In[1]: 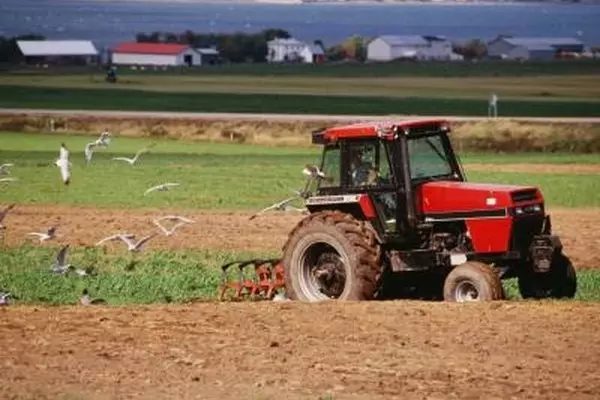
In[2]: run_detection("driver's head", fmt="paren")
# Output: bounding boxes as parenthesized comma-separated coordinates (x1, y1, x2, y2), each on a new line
(350, 148, 364, 164)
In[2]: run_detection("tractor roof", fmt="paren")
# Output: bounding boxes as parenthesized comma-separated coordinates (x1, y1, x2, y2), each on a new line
(313, 119, 449, 144)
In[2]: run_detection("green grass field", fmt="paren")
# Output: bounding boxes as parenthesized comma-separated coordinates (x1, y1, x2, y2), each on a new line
(1, 84, 599, 117)
(1, 245, 599, 305)
(0, 131, 599, 305)
(0, 132, 599, 209)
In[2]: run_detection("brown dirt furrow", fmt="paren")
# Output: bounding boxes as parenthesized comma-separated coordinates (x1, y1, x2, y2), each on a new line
(1, 301, 600, 400)
(1, 204, 598, 268)
(465, 163, 600, 174)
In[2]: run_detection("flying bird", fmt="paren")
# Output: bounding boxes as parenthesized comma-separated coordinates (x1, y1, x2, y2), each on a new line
(0, 163, 14, 175)
(152, 215, 195, 236)
(27, 226, 57, 242)
(95, 233, 157, 252)
(249, 196, 307, 221)
(303, 164, 326, 179)
(95, 130, 111, 147)
(84, 141, 97, 166)
(112, 144, 154, 166)
(144, 182, 180, 196)
(55, 143, 71, 185)
(51, 244, 72, 274)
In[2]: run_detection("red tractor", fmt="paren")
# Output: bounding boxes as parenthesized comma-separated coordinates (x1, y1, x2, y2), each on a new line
(222, 119, 577, 302)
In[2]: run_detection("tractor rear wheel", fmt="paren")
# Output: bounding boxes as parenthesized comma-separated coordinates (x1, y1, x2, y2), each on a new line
(518, 252, 577, 299)
(443, 261, 505, 302)
(282, 210, 382, 302)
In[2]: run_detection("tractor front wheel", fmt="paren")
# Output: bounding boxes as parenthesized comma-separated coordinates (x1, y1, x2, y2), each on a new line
(282, 211, 382, 302)
(518, 252, 577, 299)
(443, 261, 505, 302)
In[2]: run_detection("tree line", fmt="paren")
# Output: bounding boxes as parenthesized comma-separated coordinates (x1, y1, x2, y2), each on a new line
(0, 30, 512, 65)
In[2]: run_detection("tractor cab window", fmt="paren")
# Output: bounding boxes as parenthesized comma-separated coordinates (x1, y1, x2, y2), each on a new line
(319, 144, 341, 188)
(407, 134, 454, 180)
(347, 140, 394, 188)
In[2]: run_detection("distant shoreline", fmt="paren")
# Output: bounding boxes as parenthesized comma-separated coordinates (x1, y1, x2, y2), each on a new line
(89, 0, 590, 5)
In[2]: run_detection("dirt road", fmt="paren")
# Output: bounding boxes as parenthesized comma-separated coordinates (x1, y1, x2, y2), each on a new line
(1, 107, 599, 123)
(3, 204, 600, 268)
(1, 301, 599, 400)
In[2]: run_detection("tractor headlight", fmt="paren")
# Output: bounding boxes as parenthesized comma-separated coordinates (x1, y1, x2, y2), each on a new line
(514, 207, 524, 215)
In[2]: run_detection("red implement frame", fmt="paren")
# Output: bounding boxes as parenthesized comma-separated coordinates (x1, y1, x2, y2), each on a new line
(218, 258, 285, 301)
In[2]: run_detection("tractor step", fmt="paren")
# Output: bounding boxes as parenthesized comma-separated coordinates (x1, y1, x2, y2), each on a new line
(218, 258, 285, 301)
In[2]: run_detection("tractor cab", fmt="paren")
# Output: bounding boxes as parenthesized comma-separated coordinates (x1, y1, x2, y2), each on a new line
(306, 119, 464, 240)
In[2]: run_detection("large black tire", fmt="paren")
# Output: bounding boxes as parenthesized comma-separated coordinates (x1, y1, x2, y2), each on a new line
(443, 261, 505, 302)
(518, 253, 577, 299)
(282, 210, 382, 302)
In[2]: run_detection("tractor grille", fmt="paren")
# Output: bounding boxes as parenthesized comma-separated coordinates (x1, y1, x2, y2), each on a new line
(510, 215, 544, 255)
(511, 189, 538, 203)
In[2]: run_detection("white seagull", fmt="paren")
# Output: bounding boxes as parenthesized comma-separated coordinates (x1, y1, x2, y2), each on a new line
(249, 196, 307, 221)
(55, 143, 71, 185)
(95, 130, 111, 147)
(144, 182, 180, 196)
(51, 245, 72, 274)
(84, 141, 97, 166)
(0, 163, 14, 175)
(112, 144, 154, 166)
(303, 164, 327, 180)
(95, 233, 157, 252)
(152, 215, 195, 236)
(27, 226, 57, 242)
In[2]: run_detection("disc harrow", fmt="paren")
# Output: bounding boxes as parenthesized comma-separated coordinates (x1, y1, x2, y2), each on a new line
(218, 258, 285, 301)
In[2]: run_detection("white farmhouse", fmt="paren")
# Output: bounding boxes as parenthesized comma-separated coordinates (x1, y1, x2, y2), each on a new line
(367, 35, 462, 62)
(111, 42, 202, 67)
(267, 38, 324, 63)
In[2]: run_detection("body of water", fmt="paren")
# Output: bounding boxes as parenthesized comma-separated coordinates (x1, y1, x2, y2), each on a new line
(1, 0, 599, 50)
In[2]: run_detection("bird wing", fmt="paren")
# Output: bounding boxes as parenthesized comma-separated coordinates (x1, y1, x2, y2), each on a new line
(158, 215, 194, 224)
(112, 157, 133, 163)
(144, 185, 160, 196)
(59, 146, 69, 161)
(0, 177, 17, 182)
(56, 245, 69, 266)
(0, 204, 15, 222)
(162, 183, 180, 189)
(27, 232, 45, 238)
(59, 160, 70, 182)
(95, 234, 126, 246)
(152, 219, 169, 235)
(134, 233, 157, 250)
(0, 163, 14, 168)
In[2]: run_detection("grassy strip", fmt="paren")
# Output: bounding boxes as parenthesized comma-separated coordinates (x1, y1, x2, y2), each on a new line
(0, 245, 598, 305)
(6, 59, 600, 77)
(1, 85, 599, 117)
(0, 134, 598, 208)
(2, 74, 598, 101)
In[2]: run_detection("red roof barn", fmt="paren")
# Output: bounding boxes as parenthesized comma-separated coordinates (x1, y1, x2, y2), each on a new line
(111, 42, 201, 67)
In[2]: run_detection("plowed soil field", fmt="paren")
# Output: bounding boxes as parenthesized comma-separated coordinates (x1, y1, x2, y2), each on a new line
(1, 301, 600, 400)
(3, 204, 600, 269)
(2, 205, 600, 400)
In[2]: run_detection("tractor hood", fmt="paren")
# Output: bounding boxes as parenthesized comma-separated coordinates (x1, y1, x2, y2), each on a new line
(416, 181, 543, 215)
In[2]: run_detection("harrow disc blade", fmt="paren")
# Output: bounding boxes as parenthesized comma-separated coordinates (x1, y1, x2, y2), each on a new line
(218, 258, 285, 301)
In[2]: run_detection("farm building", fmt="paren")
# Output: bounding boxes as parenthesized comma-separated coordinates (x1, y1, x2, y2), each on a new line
(366, 35, 462, 62)
(111, 42, 202, 67)
(16, 40, 99, 65)
(486, 36, 586, 60)
(267, 38, 325, 63)
(195, 47, 221, 65)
